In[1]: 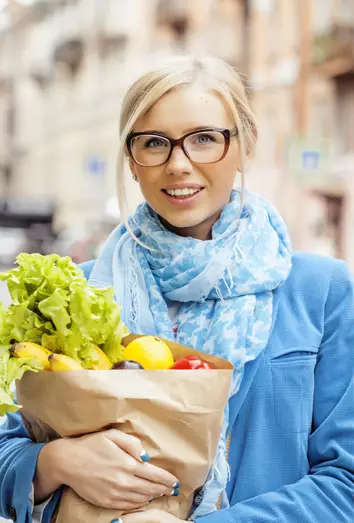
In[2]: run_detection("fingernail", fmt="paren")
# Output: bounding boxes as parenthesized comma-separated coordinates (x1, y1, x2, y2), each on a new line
(173, 481, 180, 489)
(111, 519, 123, 523)
(171, 488, 180, 497)
(140, 450, 150, 462)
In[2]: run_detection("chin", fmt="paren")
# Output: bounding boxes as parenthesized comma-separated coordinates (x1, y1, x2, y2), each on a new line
(161, 214, 203, 230)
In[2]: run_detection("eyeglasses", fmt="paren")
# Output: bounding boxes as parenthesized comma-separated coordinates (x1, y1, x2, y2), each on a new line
(126, 128, 238, 167)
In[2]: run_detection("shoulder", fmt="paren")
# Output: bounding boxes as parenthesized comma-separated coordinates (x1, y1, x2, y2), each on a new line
(77, 224, 127, 282)
(272, 253, 353, 348)
(289, 251, 352, 287)
(279, 251, 353, 306)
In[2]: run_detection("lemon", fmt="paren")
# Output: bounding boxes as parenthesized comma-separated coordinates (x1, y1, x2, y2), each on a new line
(124, 336, 174, 370)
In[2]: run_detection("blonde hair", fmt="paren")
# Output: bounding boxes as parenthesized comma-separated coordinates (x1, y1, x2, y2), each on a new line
(117, 55, 258, 245)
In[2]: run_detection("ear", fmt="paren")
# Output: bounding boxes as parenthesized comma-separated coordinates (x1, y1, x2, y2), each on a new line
(129, 157, 138, 179)
(238, 150, 253, 173)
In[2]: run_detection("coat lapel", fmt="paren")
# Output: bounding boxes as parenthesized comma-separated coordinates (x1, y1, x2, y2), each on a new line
(227, 289, 281, 434)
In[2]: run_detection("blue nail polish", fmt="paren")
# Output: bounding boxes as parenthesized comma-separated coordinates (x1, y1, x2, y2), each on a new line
(173, 481, 180, 489)
(172, 488, 180, 497)
(111, 519, 123, 523)
(140, 451, 150, 462)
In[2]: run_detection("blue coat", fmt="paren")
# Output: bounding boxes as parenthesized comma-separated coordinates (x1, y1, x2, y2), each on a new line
(1, 252, 354, 523)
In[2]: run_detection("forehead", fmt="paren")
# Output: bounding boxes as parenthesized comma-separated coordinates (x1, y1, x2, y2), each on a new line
(134, 86, 234, 136)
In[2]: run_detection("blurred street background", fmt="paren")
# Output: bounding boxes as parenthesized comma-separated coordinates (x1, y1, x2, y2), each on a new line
(0, 0, 353, 280)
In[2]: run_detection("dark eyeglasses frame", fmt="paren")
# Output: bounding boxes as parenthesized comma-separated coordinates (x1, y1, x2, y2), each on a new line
(126, 127, 239, 167)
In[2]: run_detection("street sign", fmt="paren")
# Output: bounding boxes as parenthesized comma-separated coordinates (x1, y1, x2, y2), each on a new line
(87, 156, 105, 177)
(301, 150, 320, 170)
(286, 136, 336, 185)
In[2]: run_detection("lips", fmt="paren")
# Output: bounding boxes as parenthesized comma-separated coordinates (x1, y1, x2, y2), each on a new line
(164, 188, 201, 198)
(161, 187, 205, 205)
(162, 183, 205, 198)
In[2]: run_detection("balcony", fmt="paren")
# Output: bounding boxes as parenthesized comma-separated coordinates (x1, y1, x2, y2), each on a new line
(313, 24, 354, 77)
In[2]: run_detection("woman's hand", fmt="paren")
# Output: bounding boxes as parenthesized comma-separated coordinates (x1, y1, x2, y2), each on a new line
(113, 509, 187, 523)
(36, 429, 179, 511)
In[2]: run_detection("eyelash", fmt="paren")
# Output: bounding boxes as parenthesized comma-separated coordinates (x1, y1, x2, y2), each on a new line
(144, 139, 167, 148)
(195, 133, 216, 143)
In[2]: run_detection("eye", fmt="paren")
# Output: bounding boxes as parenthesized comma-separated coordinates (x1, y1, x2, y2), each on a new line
(193, 133, 217, 144)
(144, 137, 169, 148)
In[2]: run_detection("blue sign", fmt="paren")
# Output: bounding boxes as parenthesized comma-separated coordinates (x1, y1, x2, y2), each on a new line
(302, 151, 320, 170)
(87, 157, 105, 177)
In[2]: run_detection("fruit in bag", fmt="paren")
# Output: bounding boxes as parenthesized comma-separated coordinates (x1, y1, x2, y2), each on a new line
(123, 336, 174, 370)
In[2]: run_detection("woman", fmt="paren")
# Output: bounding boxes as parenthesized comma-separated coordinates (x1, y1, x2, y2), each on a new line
(1, 56, 354, 523)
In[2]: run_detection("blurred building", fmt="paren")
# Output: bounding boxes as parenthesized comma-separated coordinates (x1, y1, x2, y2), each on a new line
(246, 0, 354, 266)
(0, 0, 353, 266)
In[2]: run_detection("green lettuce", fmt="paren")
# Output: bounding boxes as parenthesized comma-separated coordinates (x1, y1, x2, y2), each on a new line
(0, 345, 43, 415)
(0, 253, 129, 414)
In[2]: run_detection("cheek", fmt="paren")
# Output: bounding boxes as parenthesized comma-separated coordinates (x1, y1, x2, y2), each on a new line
(203, 159, 237, 190)
(135, 167, 163, 199)
(221, 153, 239, 184)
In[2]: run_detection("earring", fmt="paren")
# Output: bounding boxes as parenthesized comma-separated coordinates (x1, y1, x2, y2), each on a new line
(132, 174, 138, 182)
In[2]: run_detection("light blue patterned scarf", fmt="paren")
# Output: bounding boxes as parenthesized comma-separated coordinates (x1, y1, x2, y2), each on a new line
(89, 190, 292, 519)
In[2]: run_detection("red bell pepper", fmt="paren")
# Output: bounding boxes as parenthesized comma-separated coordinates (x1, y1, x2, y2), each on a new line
(170, 355, 216, 370)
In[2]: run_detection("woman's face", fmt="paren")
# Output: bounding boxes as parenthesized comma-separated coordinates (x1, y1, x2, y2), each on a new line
(128, 85, 241, 240)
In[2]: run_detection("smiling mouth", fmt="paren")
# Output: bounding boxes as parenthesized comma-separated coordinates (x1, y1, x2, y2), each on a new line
(162, 188, 204, 199)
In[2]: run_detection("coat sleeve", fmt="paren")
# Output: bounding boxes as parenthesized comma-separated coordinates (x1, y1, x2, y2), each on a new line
(0, 411, 46, 522)
(195, 260, 354, 523)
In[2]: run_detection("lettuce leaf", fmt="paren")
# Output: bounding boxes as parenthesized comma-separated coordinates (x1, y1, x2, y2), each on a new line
(0, 345, 42, 415)
(0, 253, 129, 413)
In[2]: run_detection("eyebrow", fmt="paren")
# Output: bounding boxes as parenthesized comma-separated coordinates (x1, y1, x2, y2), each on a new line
(138, 126, 220, 136)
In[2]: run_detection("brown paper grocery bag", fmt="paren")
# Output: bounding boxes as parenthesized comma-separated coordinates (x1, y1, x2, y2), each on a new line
(16, 335, 233, 522)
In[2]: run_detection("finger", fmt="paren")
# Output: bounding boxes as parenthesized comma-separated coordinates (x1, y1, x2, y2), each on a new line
(135, 461, 179, 488)
(95, 495, 148, 511)
(121, 476, 178, 498)
(105, 500, 147, 512)
(104, 430, 150, 462)
(81, 490, 149, 511)
(111, 489, 152, 504)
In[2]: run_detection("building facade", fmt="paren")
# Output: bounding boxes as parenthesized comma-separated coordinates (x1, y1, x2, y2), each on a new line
(247, 0, 354, 265)
(0, 0, 353, 266)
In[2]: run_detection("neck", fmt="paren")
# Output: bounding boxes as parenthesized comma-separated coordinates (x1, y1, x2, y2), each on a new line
(159, 211, 222, 241)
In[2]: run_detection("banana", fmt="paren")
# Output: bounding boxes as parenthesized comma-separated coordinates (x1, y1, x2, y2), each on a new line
(48, 354, 83, 372)
(91, 346, 112, 370)
(10, 342, 52, 371)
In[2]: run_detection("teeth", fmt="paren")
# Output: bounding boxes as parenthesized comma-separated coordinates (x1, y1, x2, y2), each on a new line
(165, 188, 200, 196)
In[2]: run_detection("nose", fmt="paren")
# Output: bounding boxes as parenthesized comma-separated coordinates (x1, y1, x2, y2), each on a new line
(165, 145, 193, 176)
